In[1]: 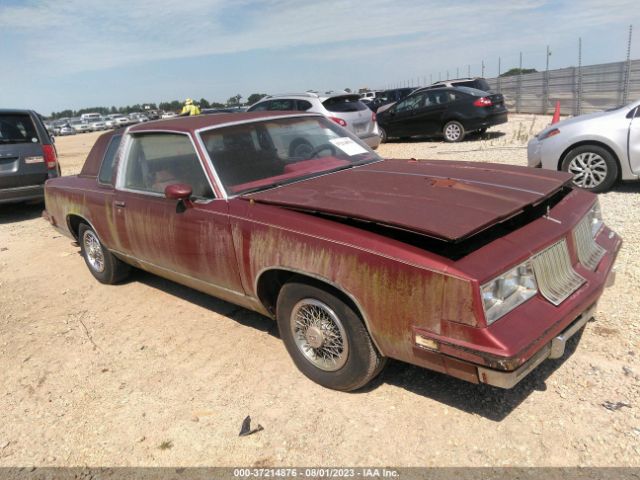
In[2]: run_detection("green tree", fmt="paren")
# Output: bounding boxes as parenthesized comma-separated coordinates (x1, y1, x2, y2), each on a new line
(499, 68, 538, 77)
(226, 94, 242, 106)
(247, 93, 267, 105)
(199, 98, 211, 109)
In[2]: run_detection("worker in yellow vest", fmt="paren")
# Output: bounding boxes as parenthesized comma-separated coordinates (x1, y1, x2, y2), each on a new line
(180, 98, 201, 116)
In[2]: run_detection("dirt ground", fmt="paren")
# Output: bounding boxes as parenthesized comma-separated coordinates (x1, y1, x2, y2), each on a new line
(0, 115, 638, 467)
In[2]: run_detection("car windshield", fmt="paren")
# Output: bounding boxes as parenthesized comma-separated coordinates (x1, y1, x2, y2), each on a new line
(199, 116, 381, 196)
(0, 114, 39, 144)
(455, 86, 489, 96)
(322, 95, 368, 112)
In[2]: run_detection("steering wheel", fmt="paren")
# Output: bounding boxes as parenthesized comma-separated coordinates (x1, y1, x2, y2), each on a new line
(309, 143, 337, 158)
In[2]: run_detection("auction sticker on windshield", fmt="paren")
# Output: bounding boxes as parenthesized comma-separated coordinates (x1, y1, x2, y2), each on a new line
(330, 137, 368, 156)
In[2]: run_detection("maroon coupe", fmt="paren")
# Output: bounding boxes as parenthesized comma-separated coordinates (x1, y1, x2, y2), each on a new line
(43, 112, 620, 391)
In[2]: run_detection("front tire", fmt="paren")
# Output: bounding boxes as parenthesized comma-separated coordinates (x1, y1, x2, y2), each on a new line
(276, 281, 385, 391)
(443, 121, 465, 142)
(79, 224, 130, 284)
(561, 145, 618, 193)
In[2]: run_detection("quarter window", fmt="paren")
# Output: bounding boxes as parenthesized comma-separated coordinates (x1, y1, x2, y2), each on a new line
(268, 99, 295, 110)
(122, 133, 214, 199)
(296, 100, 313, 111)
(98, 134, 122, 184)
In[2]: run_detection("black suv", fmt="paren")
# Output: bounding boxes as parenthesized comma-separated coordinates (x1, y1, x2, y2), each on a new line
(376, 87, 507, 143)
(0, 109, 60, 204)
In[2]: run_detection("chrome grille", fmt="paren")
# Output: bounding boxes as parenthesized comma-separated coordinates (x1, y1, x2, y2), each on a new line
(573, 215, 605, 270)
(532, 239, 585, 306)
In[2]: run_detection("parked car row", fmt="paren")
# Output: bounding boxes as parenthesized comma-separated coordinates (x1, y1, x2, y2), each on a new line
(44, 111, 180, 136)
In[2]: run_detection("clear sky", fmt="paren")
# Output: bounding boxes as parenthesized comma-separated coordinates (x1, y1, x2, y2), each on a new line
(1, 0, 639, 115)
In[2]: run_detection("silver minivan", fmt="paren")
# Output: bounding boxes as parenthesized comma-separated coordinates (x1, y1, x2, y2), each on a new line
(248, 92, 380, 149)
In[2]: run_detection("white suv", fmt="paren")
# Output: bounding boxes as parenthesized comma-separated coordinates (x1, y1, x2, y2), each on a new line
(248, 92, 380, 149)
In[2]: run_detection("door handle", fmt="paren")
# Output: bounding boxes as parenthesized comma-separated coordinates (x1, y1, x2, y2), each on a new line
(114, 200, 126, 208)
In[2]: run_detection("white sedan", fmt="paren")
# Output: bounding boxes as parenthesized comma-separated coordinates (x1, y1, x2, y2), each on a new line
(528, 99, 640, 192)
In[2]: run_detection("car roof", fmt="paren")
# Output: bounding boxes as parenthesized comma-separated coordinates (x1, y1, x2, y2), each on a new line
(258, 92, 358, 101)
(0, 108, 37, 115)
(128, 111, 321, 134)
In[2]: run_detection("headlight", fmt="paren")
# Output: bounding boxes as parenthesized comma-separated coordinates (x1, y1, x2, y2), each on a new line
(537, 128, 560, 140)
(586, 200, 603, 237)
(481, 260, 538, 325)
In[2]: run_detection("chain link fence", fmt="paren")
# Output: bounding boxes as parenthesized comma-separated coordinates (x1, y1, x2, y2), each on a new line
(488, 59, 640, 115)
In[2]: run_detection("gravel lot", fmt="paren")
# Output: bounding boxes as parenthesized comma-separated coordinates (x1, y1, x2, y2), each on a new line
(0, 115, 638, 467)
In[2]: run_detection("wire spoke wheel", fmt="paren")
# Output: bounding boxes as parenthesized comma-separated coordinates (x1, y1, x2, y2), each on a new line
(83, 230, 105, 273)
(568, 152, 608, 189)
(290, 298, 349, 371)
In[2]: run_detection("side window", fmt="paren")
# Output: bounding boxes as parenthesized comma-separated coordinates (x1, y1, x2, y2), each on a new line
(447, 91, 461, 102)
(249, 102, 269, 112)
(98, 134, 123, 184)
(296, 100, 313, 111)
(396, 93, 425, 113)
(122, 133, 214, 199)
(426, 91, 451, 106)
(268, 99, 295, 110)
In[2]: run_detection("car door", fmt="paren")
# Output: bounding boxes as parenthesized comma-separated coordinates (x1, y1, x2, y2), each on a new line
(382, 93, 427, 137)
(419, 90, 452, 135)
(113, 131, 244, 293)
(629, 106, 640, 174)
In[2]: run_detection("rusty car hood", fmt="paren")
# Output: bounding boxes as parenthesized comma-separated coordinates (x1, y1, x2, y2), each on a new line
(245, 159, 574, 242)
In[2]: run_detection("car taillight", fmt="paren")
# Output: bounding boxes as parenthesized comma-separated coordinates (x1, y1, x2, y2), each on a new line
(42, 144, 57, 170)
(473, 97, 493, 107)
(330, 117, 347, 127)
(371, 112, 377, 122)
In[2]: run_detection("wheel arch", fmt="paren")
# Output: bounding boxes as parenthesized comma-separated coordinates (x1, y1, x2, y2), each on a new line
(255, 267, 383, 352)
(557, 140, 621, 179)
(66, 214, 103, 243)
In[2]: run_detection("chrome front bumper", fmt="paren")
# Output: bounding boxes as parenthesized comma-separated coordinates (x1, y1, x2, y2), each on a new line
(477, 304, 597, 389)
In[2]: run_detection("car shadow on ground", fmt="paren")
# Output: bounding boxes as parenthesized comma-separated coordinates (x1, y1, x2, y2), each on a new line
(610, 182, 640, 194)
(385, 131, 506, 144)
(128, 269, 279, 338)
(365, 328, 587, 422)
(0, 202, 44, 224)
(123, 269, 586, 421)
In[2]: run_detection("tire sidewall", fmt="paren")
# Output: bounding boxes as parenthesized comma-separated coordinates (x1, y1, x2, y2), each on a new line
(276, 282, 380, 391)
(79, 224, 124, 284)
(561, 145, 618, 193)
(379, 126, 388, 143)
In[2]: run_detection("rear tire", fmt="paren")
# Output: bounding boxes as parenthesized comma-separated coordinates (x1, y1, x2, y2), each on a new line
(79, 224, 130, 284)
(561, 145, 618, 193)
(276, 281, 385, 391)
(379, 127, 388, 143)
(443, 121, 465, 142)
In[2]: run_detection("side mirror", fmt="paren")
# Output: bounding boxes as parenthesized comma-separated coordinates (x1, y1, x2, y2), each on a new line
(164, 183, 193, 212)
(165, 183, 192, 200)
